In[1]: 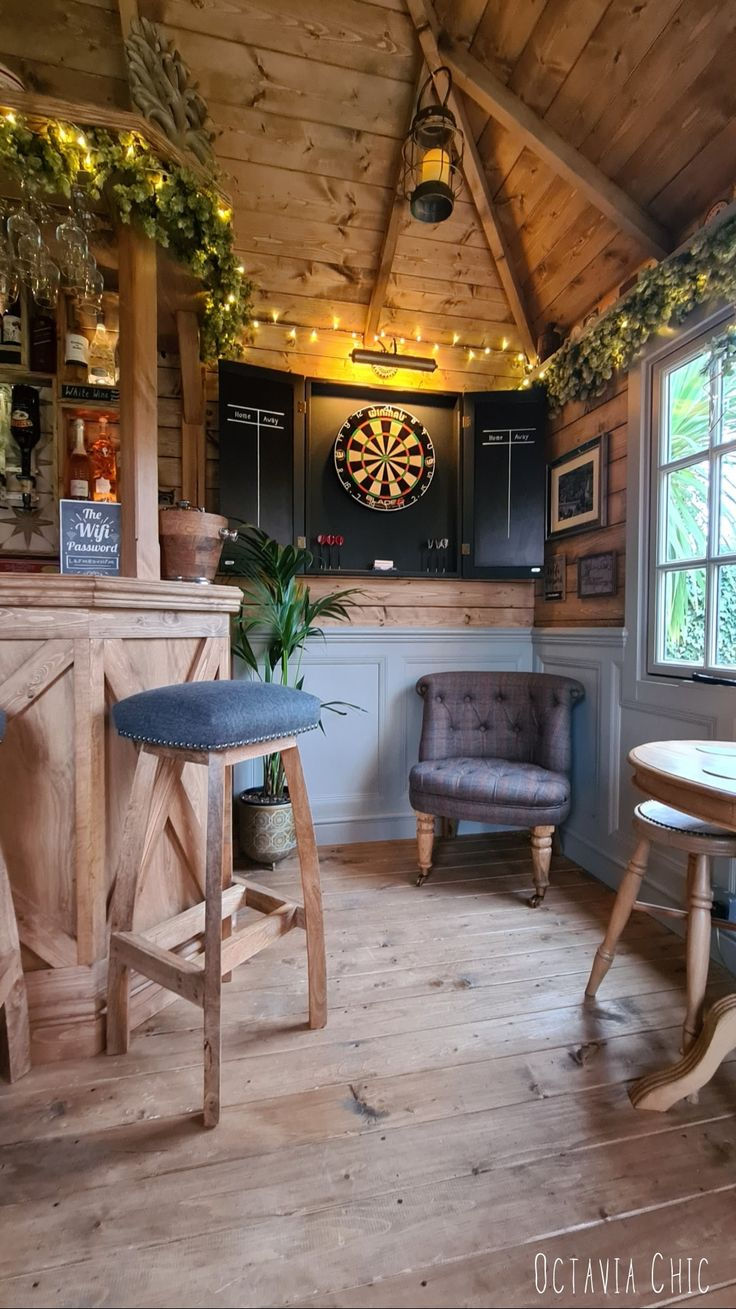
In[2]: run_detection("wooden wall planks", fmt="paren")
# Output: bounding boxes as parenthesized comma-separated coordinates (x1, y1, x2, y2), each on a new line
(292, 576, 533, 629)
(534, 373, 627, 628)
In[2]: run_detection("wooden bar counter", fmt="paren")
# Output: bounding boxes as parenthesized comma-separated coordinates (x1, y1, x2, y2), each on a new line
(0, 575, 241, 1063)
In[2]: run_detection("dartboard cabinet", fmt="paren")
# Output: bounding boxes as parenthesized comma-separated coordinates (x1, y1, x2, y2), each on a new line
(218, 361, 546, 579)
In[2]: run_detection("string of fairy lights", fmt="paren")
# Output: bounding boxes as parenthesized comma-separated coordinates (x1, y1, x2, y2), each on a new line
(245, 310, 528, 370)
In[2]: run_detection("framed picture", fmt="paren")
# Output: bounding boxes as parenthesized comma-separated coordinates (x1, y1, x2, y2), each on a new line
(578, 550, 617, 597)
(547, 433, 608, 539)
(543, 554, 566, 601)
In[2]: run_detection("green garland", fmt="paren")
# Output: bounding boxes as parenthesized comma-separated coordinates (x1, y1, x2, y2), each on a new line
(0, 110, 253, 361)
(538, 214, 736, 410)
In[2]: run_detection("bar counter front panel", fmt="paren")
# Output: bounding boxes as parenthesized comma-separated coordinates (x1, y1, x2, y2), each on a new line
(0, 575, 241, 1063)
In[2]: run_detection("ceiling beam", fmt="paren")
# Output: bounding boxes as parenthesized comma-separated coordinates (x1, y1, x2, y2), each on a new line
(363, 70, 425, 347)
(404, 0, 538, 363)
(117, 0, 139, 39)
(439, 34, 671, 261)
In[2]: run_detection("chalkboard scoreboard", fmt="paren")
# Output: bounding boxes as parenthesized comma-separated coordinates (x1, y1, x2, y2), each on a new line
(218, 361, 547, 579)
(218, 361, 302, 549)
(461, 389, 546, 578)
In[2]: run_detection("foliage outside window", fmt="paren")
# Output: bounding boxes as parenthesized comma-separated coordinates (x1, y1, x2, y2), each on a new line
(649, 319, 736, 675)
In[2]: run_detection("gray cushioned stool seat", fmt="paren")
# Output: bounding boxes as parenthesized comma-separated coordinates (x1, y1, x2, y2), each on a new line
(0, 708, 5, 742)
(636, 800, 736, 840)
(112, 680, 321, 752)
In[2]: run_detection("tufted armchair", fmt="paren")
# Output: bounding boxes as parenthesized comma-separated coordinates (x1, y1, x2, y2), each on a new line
(409, 671, 585, 904)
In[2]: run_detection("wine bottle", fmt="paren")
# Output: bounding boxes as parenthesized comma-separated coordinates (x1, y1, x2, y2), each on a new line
(87, 315, 116, 387)
(0, 299, 22, 365)
(89, 416, 117, 502)
(64, 297, 89, 382)
(29, 306, 57, 375)
(68, 417, 90, 500)
(10, 384, 41, 510)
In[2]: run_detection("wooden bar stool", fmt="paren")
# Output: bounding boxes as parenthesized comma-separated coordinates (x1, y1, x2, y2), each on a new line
(107, 680, 327, 1128)
(0, 709, 31, 1082)
(586, 800, 736, 1052)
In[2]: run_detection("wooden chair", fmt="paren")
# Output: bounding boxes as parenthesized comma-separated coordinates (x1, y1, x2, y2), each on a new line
(0, 708, 31, 1082)
(409, 671, 584, 904)
(586, 801, 736, 1052)
(106, 680, 326, 1128)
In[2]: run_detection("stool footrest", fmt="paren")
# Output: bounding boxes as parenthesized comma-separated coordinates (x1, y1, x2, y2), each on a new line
(143, 884, 247, 951)
(634, 899, 689, 920)
(221, 902, 298, 974)
(110, 885, 302, 1012)
(112, 932, 206, 1008)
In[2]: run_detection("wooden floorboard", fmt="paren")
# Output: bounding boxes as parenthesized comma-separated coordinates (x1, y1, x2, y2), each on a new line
(1, 833, 735, 1308)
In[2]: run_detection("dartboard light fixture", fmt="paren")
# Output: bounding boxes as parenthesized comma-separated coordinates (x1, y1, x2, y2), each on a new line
(334, 404, 435, 512)
(350, 340, 437, 374)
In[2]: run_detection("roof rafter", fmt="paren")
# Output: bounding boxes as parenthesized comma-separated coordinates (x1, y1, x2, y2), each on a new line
(363, 68, 424, 347)
(404, 0, 538, 363)
(440, 34, 671, 261)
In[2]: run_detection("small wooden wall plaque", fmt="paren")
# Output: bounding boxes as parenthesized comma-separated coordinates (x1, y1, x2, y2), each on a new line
(544, 554, 566, 601)
(578, 549, 617, 597)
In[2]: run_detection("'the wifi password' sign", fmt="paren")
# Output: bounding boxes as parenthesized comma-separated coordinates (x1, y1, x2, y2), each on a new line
(59, 499, 121, 576)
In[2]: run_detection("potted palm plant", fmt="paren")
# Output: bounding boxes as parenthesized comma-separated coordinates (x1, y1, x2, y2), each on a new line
(228, 526, 361, 866)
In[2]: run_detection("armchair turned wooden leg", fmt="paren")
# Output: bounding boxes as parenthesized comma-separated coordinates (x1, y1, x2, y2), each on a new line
(529, 825, 554, 907)
(415, 812, 435, 887)
(585, 837, 650, 998)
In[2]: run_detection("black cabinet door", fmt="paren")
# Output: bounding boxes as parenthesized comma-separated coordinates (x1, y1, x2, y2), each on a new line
(218, 361, 305, 549)
(461, 388, 547, 579)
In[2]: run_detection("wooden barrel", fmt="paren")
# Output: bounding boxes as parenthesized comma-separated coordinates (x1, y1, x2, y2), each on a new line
(159, 505, 234, 583)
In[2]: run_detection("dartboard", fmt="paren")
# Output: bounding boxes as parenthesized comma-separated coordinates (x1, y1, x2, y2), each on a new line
(333, 405, 435, 512)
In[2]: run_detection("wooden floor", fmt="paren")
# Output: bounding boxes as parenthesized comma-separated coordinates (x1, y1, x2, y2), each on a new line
(2, 833, 736, 1308)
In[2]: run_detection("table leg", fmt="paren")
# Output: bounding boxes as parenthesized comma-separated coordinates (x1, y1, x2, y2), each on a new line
(630, 994, 736, 1111)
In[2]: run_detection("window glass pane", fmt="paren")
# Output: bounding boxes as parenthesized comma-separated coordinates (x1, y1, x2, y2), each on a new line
(663, 568, 706, 664)
(665, 354, 710, 462)
(721, 367, 736, 445)
(718, 451, 736, 555)
(716, 565, 736, 667)
(663, 460, 709, 561)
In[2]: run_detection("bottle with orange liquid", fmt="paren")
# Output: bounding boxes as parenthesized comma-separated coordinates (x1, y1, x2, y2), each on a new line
(88, 416, 118, 502)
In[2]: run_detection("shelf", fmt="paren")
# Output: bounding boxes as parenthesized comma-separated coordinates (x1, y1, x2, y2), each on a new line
(0, 368, 55, 385)
(304, 569, 460, 579)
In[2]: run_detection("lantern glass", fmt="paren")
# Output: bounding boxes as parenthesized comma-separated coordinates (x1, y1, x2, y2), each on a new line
(403, 68, 464, 225)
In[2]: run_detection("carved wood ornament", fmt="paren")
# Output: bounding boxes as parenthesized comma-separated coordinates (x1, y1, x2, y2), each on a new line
(125, 17, 215, 168)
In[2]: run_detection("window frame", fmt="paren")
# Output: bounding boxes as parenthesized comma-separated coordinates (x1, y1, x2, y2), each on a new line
(647, 317, 736, 678)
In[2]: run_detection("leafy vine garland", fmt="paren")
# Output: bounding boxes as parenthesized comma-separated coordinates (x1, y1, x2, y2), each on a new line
(538, 214, 736, 410)
(0, 110, 253, 361)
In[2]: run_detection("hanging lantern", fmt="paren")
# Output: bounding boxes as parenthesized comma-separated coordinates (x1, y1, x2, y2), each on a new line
(403, 67, 464, 224)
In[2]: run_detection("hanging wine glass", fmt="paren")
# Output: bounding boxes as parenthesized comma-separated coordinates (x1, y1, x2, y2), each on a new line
(31, 252, 60, 308)
(77, 258, 104, 314)
(14, 231, 43, 287)
(0, 238, 19, 315)
(7, 206, 41, 259)
(6, 177, 42, 258)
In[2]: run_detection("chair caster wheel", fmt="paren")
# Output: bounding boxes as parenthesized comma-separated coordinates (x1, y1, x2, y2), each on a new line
(528, 891, 546, 908)
(416, 871, 430, 887)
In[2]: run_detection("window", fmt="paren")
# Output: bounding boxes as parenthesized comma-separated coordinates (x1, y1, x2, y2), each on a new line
(649, 319, 736, 676)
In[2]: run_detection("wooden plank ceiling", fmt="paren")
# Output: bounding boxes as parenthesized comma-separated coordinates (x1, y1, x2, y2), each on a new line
(3, 0, 736, 390)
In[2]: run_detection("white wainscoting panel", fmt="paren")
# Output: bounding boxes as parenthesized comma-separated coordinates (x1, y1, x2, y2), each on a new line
(533, 627, 736, 975)
(234, 626, 533, 845)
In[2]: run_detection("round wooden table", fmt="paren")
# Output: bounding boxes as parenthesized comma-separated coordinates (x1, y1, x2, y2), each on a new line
(627, 740, 736, 1111)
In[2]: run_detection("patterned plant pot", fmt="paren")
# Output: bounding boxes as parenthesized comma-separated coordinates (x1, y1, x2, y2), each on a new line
(237, 788, 296, 867)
